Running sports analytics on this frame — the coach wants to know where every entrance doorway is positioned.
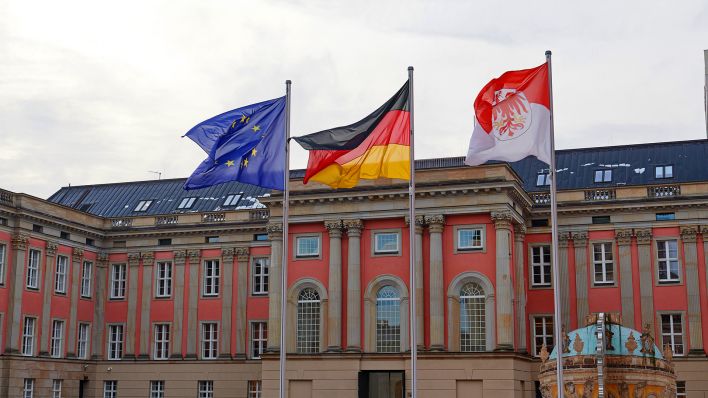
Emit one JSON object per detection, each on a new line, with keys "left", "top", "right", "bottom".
{"left": 358, "top": 371, "right": 405, "bottom": 398}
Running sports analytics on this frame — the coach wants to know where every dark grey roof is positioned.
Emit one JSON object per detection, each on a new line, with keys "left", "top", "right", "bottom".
{"left": 47, "top": 139, "right": 707, "bottom": 217}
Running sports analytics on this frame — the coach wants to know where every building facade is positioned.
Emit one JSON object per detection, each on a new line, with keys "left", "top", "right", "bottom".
{"left": 0, "top": 139, "right": 706, "bottom": 397}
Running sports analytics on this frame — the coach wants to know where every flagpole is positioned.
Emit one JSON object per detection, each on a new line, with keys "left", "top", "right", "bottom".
{"left": 279, "top": 79, "right": 291, "bottom": 398}
{"left": 545, "top": 50, "right": 564, "bottom": 398}
{"left": 407, "top": 66, "right": 418, "bottom": 398}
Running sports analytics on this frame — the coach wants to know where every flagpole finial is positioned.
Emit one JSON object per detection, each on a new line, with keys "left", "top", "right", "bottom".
{"left": 545, "top": 50, "right": 552, "bottom": 56}
{"left": 286, "top": 79, "right": 291, "bottom": 84}
{"left": 408, "top": 66, "right": 414, "bottom": 71}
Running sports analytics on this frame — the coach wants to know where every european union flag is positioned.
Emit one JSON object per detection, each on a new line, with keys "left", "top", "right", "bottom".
{"left": 184, "top": 97, "right": 286, "bottom": 190}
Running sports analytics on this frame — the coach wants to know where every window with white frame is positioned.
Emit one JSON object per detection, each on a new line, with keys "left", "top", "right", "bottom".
{"left": 155, "top": 262, "right": 172, "bottom": 298}
{"left": 533, "top": 316, "right": 554, "bottom": 356}
{"left": 50, "top": 320, "right": 64, "bottom": 358}
{"left": 375, "top": 286, "right": 400, "bottom": 353}
{"left": 23, "top": 378, "right": 34, "bottom": 398}
{"left": 251, "top": 322, "right": 267, "bottom": 359}
{"left": 460, "top": 282, "right": 486, "bottom": 352}
{"left": 153, "top": 324, "right": 170, "bottom": 360}
{"left": 655, "top": 165, "right": 673, "bottom": 179}
{"left": 198, "top": 380, "right": 214, "bottom": 398}
{"left": 0, "top": 243, "right": 6, "bottom": 284}
{"left": 594, "top": 169, "right": 612, "bottom": 183}
{"left": 54, "top": 256, "right": 68, "bottom": 294}
{"left": 134, "top": 200, "right": 152, "bottom": 212}
{"left": 201, "top": 322, "right": 218, "bottom": 359}
{"left": 657, "top": 240, "right": 680, "bottom": 283}
{"left": 592, "top": 243, "right": 614, "bottom": 285}
{"left": 223, "top": 194, "right": 241, "bottom": 207}
{"left": 81, "top": 261, "right": 93, "bottom": 297}
{"left": 661, "top": 313, "right": 684, "bottom": 356}
{"left": 531, "top": 245, "right": 552, "bottom": 287}
{"left": 296, "top": 288, "right": 321, "bottom": 353}
{"left": 177, "top": 197, "right": 196, "bottom": 209}
{"left": 150, "top": 380, "right": 165, "bottom": 398}
{"left": 251, "top": 257, "right": 269, "bottom": 295}
{"left": 536, "top": 172, "right": 551, "bottom": 186}
{"left": 77, "top": 323, "right": 90, "bottom": 359}
{"left": 295, "top": 236, "right": 320, "bottom": 258}
{"left": 51, "top": 379, "right": 62, "bottom": 398}
{"left": 248, "top": 380, "right": 262, "bottom": 398}
{"left": 103, "top": 381, "right": 117, "bottom": 398}
{"left": 110, "top": 264, "right": 127, "bottom": 299}
{"left": 374, "top": 232, "right": 400, "bottom": 254}
{"left": 202, "top": 260, "right": 220, "bottom": 296}
{"left": 108, "top": 324, "right": 124, "bottom": 360}
{"left": 22, "top": 317, "right": 35, "bottom": 356}
{"left": 457, "top": 227, "right": 484, "bottom": 251}
{"left": 26, "top": 249, "right": 41, "bottom": 289}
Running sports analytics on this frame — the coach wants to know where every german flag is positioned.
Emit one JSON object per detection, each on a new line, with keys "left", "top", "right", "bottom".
{"left": 293, "top": 82, "right": 410, "bottom": 189}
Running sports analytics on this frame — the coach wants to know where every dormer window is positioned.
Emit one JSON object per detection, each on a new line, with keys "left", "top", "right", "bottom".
{"left": 536, "top": 173, "right": 551, "bottom": 186}
{"left": 134, "top": 200, "right": 153, "bottom": 212}
{"left": 177, "top": 197, "right": 197, "bottom": 209}
{"left": 655, "top": 165, "right": 673, "bottom": 179}
{"left": 223, "top": 194, "right": 241, "bottom": 207}
{"left": 594, "top": 170, "right": 612, "bottom": 183}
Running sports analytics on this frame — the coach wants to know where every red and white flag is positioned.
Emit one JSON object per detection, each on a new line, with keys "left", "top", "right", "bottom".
{"left": 465, "top": 63, "right": 551, "bottom": 166}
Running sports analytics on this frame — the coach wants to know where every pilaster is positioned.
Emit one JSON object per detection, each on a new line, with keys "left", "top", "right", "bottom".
{"left": 413, "top": 215, "right": 425, "bottom": 350}
{"left": 558, "top": 232, "right": 571, "bottom": 329}
{"left": 220, "top": 247, "right": 235, "bottom": 358}
{"left": 615, "top": 229, "right": 635, "bottom": 328}
{"left": 139, "top": 251, "right": 154, "bottom": 359}
{"left": 635, "top": 228, "right": 654, "bottom": 329}
{"left": 427, "top": 214, "right": 445, "bottom": 350}
{"left": 680, "top": 226, "right": 703, "bottom": 354}
{"left": 67, "top": 247, "right": 83, "bottom": 358}
{"left": 124, "top": 252, "right": 141, "bottom": 358}
{"left": 92, "top": 252, "right": 108, "bottom": 359}
{"left": 235, "top": 247, "right": 249, "bottom": 358}
{"left": 6, "top": 233, "right": 28, "bottom": 354}
{"left": 572, "top": 231, "right": 589, "bottom": 327}
{"left": 491, "top": 211, "right": 514, "bottom": 351}
{"left": 185, "top": 249, "right": 200, "bottom": 359}
{"left": 325, "top": 220, "right": 343, "bottom": 351}
{"left": 39, "top": 241, "right": 58, "bottom": 356}
{"left": 344, "top": 219, "right": 363, "bottom": 351}
{"left": 266, "top": 223, "right": 283, "bottom": 352}
{"left": 513, "top": 225, "right": 527, "bottom": 352}
{"left": 170, "top": 250, "right": 186, "bottom": 359}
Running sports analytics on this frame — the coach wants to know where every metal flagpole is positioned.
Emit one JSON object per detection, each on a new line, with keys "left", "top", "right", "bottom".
{"left": 545, "top": 50, "right": 564, "bottom": 398}
{"left": 279, "top": 80, "right": 292, "bottom": 398}
{"left": 407, "top": 66, "right": 417, "bottom": 398}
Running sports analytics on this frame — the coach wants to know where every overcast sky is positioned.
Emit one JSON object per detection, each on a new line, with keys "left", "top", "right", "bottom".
{"left": 1, "top": 0, "right": 706, "bottom": 198}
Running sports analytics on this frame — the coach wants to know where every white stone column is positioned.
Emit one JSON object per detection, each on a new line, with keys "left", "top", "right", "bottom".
{"left": 615, "top": 229, "right": 635, "bottom": 328}
{"left": 267, "top": 223, "right": 283, "bottom": 352}
{"left": 680, "top": 226, "right": 703, "bottom": 354}
{"left": 92, "top": 253, "right": 108, "bottom": 359}
{"left": 572, "top": 231, "right": 589, "bottom": 326}
{"left": 139, "top": 252, "right": 154, "bottom": 359}
{"left": 344, "top": 219, "right": 363, "bottom": 351}
{"left": 125, "top": 252, "right": 141, "bottom": 358}
{"left": 325, "top": 220, "right": 343, "bottom": 351}
{"left": 220, "top": 247, "right": 235, "bottom": 358}
{"left": 67, "top": 247, "right": 83, "bottom": 358}
{"left": 558, "top": 232, "right": 571, "bottom": 330}
{"left": 428, "top": 214, "right": 445, "bottom": 350}
{"left": 513, "top": 225, "right": 527, "bottom": 353}
{"left": 6, "top": 233, "right": 28, "bottom": 354}
{"left": 171, "top": 250, "right": 186, "bottom": 358}
{"left": 635, "top": 229, "right": 654, "bottom": 329}
{"left": 39, "top": 241, "right": 58, "bottom": 356}
{"left": 235, "top": 247, "right": 249, "bottom": 358}
{"left": 492, "top": 211, "right": 514, "bottom": 351}
{"left": 186, "top": 249, "right": 200, "bottom": 358}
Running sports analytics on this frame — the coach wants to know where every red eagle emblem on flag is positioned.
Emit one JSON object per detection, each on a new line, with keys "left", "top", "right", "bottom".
{"left": 491, "top": 89, "right": 532, "bottom": 141}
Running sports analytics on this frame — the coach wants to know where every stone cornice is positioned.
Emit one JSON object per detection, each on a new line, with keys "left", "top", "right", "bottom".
{"left": 679, "top": 226, "right": 698, "bottom": 243}
{"left": 615, "top": 229, "right": 633, "bottom": 246}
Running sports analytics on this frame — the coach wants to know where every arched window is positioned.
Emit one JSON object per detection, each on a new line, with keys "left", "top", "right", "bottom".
{"left": 460, "top": 282, "right": 485, "bottom": 352}
{"left": 376, "top": 285, "right": 401, "bottom": 352}
{"left": 296, "top": 288, "right": 321, "bottom": 353}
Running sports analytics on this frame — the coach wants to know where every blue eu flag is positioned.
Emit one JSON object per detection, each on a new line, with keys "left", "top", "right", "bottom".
{"left": 184, "top": 97, "right": 286, "bottom": 190}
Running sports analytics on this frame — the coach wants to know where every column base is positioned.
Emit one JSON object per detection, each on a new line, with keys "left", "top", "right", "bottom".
{"left": 428, "top": 345, "right": 445, "bottom": 352}
{"left": 233, "top": 353, "right": 248, "bottom": 360}
{"left": 169, "top": 353, "right": 184, "bottom": 359}
{"left": 218, "top": 353, "right": 232, "bottom": 359}
{"left": 184, "top": 353, "right": 198, "bottom": 359}
{"left": 688, "top": 348, "right": 707, "bottom": 357}
{"left": 137, "top": 354, "right": 150, "bottom": 360}
{"left": 494, "top": 344, "right": 514, "bottom": 352}
{"left": 326, "top": 346, "right": 343, "bottom": 352}
{"left": 345, "top": 346, "right": 362, "bottom": 353}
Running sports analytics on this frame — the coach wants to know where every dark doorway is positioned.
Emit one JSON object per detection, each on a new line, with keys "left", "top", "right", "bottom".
{"left": 358, "top": 371, "right": 405, "bottom": 398}
{"left": 79, "top": 379, "right": 87, "bottom": 398}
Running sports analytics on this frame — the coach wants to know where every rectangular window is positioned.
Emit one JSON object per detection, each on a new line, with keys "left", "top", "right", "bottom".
{"left": 594, "top": 169, "right": 612, "bottom": 182}
{"left": 248, "top": 380, "right": 262, "bottom": 398}
{"left": 108, "top": 324, "right": 124, "bottom": 360}
{"left": 153, "top": 324, "right": 170, "bottom": 360}
{"left": 251, "top": 258, "right": 269, "bottom": 295}
{"left": 155, "top": 262, "right": 172, "bottom": 298}
{"left": 201, "top": 322, "right": 218, "bottom": 359}
{"left": 531, "top": 218, "right": 549, "bottom": 227}
{"left": 134, "top": 200, "right": 152, "bottom": 212}
{"left": 251, "top": 322, "right": 267, "bottom": 359}
{"left": 54, "top": 256, "right": 68, "bottom": 294}
{"left": 103, "top": 381, "right": 117, "bottom": 398}
{"left": 52, "top": 379, "right": 62, "bottom": 398}
{"left": 158, "top": 238, "right": 172, "bottom": 246}
{"left": 177, "top": 197, "right": 196, "bottom": 209}
{"left": 77, "top": 323, "right": 90, "bottom": 359}
{"left": 81, "top": 261, "right": 93, "bottom": 298}
{"left": 50, "top": 320, "right": 64, "bottom": 358}
{"left": 0, "top": 243, "right": 6, "bottom": 284}
{"left": 23, "top": 379, "right": 34, "bottom": 398}
{"left": 22, "top": 317, "right": 35, "bottom": 356}
{"left": 27, "top": 249, "right": 41, "bottom": 289}
{"left": 202, "top": 260, "right": 220, "bottom": 297}
{"left": 533, "top": 316, "right": 554, "bottom": 356}
{"left": 253, "top": 233, "right": 268, "bottom": 241}
{"left": 593, "top": 243, "right": 614, "bottom": 285}
{"left": 295, "top": 236, "right": 320, "bottom": 258}
{"left": 531, "top": 246, "right": 552, "bottom": 287}
{"left": 657, "top": 240, "right": 680, "bottom": 283}
{"left": 676, "top": 381, "right": 686, "bottom": 397}
{"left": 661, "top": 313, "right": 684, "bottom": 356}
{"left": 374, "top": 232, "right": 400, "bottom": 254}
{"left": 655, "top": 165, "right": 673, "bottom": 179}
{"left": 198, "top": 380, "right": 214, "bottom": 398}
{"left": 536, "top": 173, "right": 551, "bottom": 186}
{"left": 223, "top": 194, "right": 241, "bottom": 206}
{"left": 655, "top": 212, "right": 676, "bottom": 221}
{"left": 32, "top": 224, "right": 43, "bottom": 233}
{"left": 150, "top": 380, "right": 165, "bottom": 398}
{"left": 457, "top": 228, "right": 484, "bottom": 251}
{"left": 205, "top": 236, "right": 219, "bottom": 243}
{"left": 60, "top": 231, "right": 70, "bottom": 240}
{"left": 110, "top": 264, "right": 127, "bottom": 299}
{"left": 591, "top": 215, "right": 611, "bottom": 224}
{"left": 86, "top": 238, "right": 95, "bottom": 247}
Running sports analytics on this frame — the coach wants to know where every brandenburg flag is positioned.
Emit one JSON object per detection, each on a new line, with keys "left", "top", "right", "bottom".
{"left": 293, "top": 82, "right": 410, "bottom": 189}
{"left": 465, "top": 63, "right": 551, "bottom": 166}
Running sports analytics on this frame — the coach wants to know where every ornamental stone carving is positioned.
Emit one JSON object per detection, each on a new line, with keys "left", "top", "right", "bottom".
{"left": 558, "top": 232, "right": 572, "bottom": 248}
{"left": 173, "top": 250, "right": 187, "bottom": 264}
{"left": 141, "top": 252, "right": 155, "bottom": 266}
{"left": 236, "top": 247, "right": 250, "bottom": 262}
{"left": 344, "top": 219, "right": 364, "bottom": 237}
{"left": 615, "top": 229, "right": 633, "bottom": 246}
{"left": 491, "top": 211, "right": 513, "bottom": 230}
{"left": 700, "top": 225, "right": 708, "bottom": 235}
{"left": 11, "top": 233, "right": 29, "bottom": 250}
{"left": 187, "top": 249, "right": 200, "bottom": 264}
{"left": 640, "top": 323, "right": 655, "bottom": 355}
{"left": 45, "top": 241, "right": 58, "bottom": 256}
{"left": 572, "top": 333, "right": 584, "bottom": 354}
{"left": 625, "top": 332, "right": 638, "bottom": 352}
{"left": 427, "top": 214, "right": 445, "bottom": 233}
{"left": 325, "top": 220, "right": 343, "bottom": 238}
{"left": 128, "top": 252, "right": 141, "bottom": 267}
{"left": 679, "top": 226, "right": 698, "bottom": 243}
{"left": 97, "top": 252, "right": 109, "bottom": 267}
{"left": 635, "top": 229, "right": 652, "bottom": 245}
{"left": 221, "top": 248, "right": 235, "bottom": 262}
{"left": 266, "top": 223, "right": 283, "bottom": 239}
{"left": 514, "top": 224, "right": 526, "bottom": 241}
{"left": 72, "top": 247, "right": 84, "bottom": 261}
{"left": 571, "top": 231, "right": 588, "bottom": 247}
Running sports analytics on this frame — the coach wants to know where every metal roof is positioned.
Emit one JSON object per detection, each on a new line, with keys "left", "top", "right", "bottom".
{"left": 47, "top": 139, "right": 707, "bottom": 217}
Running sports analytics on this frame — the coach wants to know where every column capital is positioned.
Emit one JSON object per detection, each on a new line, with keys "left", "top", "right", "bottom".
{"left": 427, "top": 214, "right": 445, "bottom": 233}
{"left": 141, "top": 252, "right": 155, "bottom": 266}
{"left": 267, "top": 223, "right": 283, "bottom": 240}
{"left": 514, "top": 224, "right": 526, "bottom": 242}
{"left": 558, "top": 231, "right": 571, "bottom": 248}
{"left": 680, "top": 226, "right": 699, "bottom": 243}
{"left": 96, "top": 252, "right": 109, "bottom": 268}
{"left": 325, "top": 220, "right": 343, "bottom": 238}
{"left": 344, "top": 219, "right": 364, "bottom": 237}
{"left": 491, "top": 211, "right": 513, "bottom": 230}
{"left": 700, "top": 225, "right": 708, "bottom": 235}
{"left": 236, "top": 247, "right": 250, "bottom": 262}
{"left": 571, "top": 231, "right": 588, "bottom": 247}
{"left": 635, "top": 229, "right": 653, "bottom": 245}
{"left": 221, "top": 247, "right": 235, "bottom": 262}
{"left": 187, "top": 249, "right": 201, "bottom": 265}
{"left": 45, "top": 241, "right": 58, "bottom": 256}
{"left": 128, "top": 252, "right": 141, "bottom": 267}
{"left": 72, "top": 247, "right": 84, "bottom": 261}
{"left": 173, "top": 250, "right": 187, "bottom": 265}
{"left": 615, "top": 229, "right": 633, "bottom": 246}
{"left": 11, "top": 233, "right": 29, "bottom": 250}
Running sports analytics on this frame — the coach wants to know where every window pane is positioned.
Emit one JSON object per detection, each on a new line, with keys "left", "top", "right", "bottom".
{"left": 297, "top": 288, "right": 321, "bottom": 353}
{"left": 460, "top": 283, "right": 485, "bottom": 352}
{"left": 375, "top": 233, "right": 399, "bottom": 253}
{"left": 376, "top": 286, "right": 401, "bottom": 353}
{"left": 665, "top": 165, "right": 673, "bottom": 178}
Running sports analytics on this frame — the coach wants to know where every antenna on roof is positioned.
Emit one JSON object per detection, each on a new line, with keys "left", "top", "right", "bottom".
{"left": 147, "top": 170, "right": 162, "bottom": 180}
